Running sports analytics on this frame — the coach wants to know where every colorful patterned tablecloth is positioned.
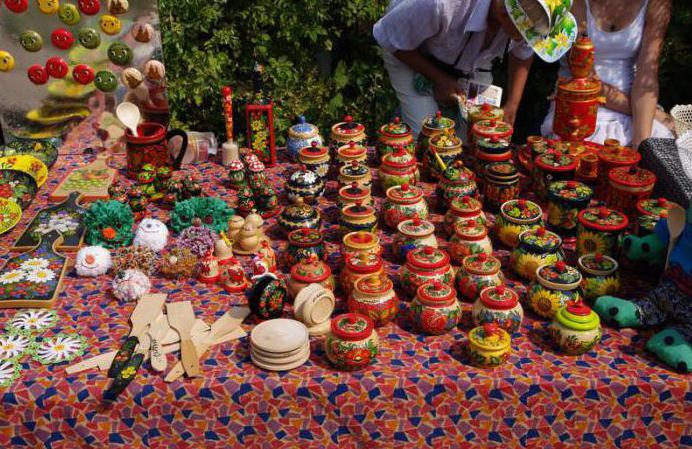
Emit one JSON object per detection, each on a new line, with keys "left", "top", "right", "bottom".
{"left": 1, "top": 133, "right": 691, "bottom": 449}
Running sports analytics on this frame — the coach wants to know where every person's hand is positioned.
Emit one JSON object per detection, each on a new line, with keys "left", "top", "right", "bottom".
{"left": 433, "top": 74, "right": 463, "bottom": 107}
{"left": 655, "top": 109, "right": 677, "bottom": 136}
{"left": 502, "top": 103, "right": 519, "bottom": 126}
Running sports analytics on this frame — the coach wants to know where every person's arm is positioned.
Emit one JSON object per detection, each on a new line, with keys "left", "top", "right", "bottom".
{"left": 393, "top": 49, "right": 463, "bottom": 106}
{"left": 503, "top": 52, "right": 533, "bottom": 126}
{"left": 631, "top": 0, "right": 671, "bottom": 148}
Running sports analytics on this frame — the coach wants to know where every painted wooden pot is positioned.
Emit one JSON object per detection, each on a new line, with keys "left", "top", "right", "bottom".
{"left": 527, "top": 261, "right": 582, "bottom": 319}
{"left": 340, "top": 252, "right": 384, "bottom": 297}
{"left": 287, "top": 255, "right": 335, "bottom": 300}
{"left": 286, "top": 166, "right": 324, "bottom": 205}
{"left": 336, "top": 142, "right": 368, "bottom": 169}
{"left": 577, "top": 253, "right": 620, "bottom": 301}
{"left": 278, "top": 197, "right": 321, "bottom": 236}
{"left": 576, "top": 206, "right": 628, "bottom": 257}
{"left": 472, "top": 285, "right": 523, "bottom": 334}
{"left": 553, "top": 75, "right": 603, "bottom": 143}
{"left": 474, "top": 144, "right": 512, "bottom": 189}
{"left": 330, "top": 115, "right": 366, "bottom": 150}
{"left": 548, "top": 300, "right": 601, "bottom": 355}
{"left": 325, "top": 313, "right": 379, "bottom": 371}
{"left": 424, "top": 132, "right": 462, "bottom": 179}
{"left": 341, "top": 231, "right": 382, "bottom": 261}
{"left": 468, "top": 103, "right": 504, "bottom": 128}
{"left": 470, "top": 119, "right": 513, "bottom": 158}
{"left": 634, "top": 197, "right": 678, "bottom": 236}
{"left": 416, "top": 111, "right": 455, "bottom": 161}
{"left": 606, "top": 166, "right": 656, "bottom": 217}
{"left": 467, "top": 323, "right": 511, "bottom": 368}
{"left": 436, "top": 161, "right": 478, "bottom": 209}
{"left": 595, "top": 139, "right": 641, "bottom": 198}
{"left": 227, "top": 159, "right": 245, "bottom": 189}
{"left": 298, "top": 142, "right": 330, "bottom": 182}
{"left": 338, "top": 182, "right": 373, "bottom": 210}
{"left": 483, "top": 161, "right": 520, "bottom": 213}
{"left": 456, "top": 253, "right": 504, "bottom": 301}
{"left": 382, "top": 183, "right": 428, "bottom": 229}
{"left": 348, "top": 274, "right": 399, "bottom": 327}
{"left": 285, "top": 228, "right": 326, "bottom": 266}
{"left": 376, "top": 117, "right": 415, "bottom": 158}
{"left": 546, "top": 180, "right": 593, "bottom": 236}
{"left": 444, "top": 196, "right": 486, "bottom": 236}
{"left": 287, "top": 116, "right": 323, "bottom": 162}
{"left": 533, "top": 151, "right": 577, "bottom": 202}
{"left": 510, "top": 228, "right": 564, "bottom": 281}
{"left": 410, "top": 280, "right": 461, "bottom": 335}
{"left": 338, "top": 161, "right": 372, "bottom": 190}
{"left": 339, "top": 201, "right": 378, "bottom": 235}
{"left": 399, "top": 246, "right": 455, "bottom": 296}
{"left": 392, "top": 217, "right": 438, "bottom": 261}
{"left": 379, "top": 147, "right": 419, "bottom": 191}
{"left": 494, "top": 199, "right": 544, "bottom": 248}
{"left": 448, "top": 219, "right": 493, "bottom": 265}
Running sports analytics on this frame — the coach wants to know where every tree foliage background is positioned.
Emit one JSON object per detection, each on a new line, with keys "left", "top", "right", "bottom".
{"left": 158, "top": 0, "right": 692, "bottom": 145}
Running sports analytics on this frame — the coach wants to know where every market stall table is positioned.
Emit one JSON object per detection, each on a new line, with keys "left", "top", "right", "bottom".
{"left": 0, "top": 133, "right": 690, "bottom": 449}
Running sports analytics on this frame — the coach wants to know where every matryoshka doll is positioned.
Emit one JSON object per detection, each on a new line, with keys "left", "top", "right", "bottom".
{"left": 198, "top": 250, "right": 220, "bottom": 283}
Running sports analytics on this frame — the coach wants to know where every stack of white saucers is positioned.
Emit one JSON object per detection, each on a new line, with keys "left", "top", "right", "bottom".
{"left": 250, "top": 318, "right": 310, "bottom": 371}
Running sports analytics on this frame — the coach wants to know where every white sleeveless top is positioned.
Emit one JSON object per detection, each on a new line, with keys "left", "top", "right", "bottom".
{"left": 542, "top": 0, "right": 673, "bottom": 145}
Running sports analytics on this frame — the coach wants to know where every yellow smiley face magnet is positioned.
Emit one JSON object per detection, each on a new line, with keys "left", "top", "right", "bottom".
{"left": 100, "top": 15, "right": 121, "bottom": 35}
{"left": 0, "top": 51, "right": 15, "bottom": 72}
{"left": 37, "top": 0, "right": 60, "bottom": 14}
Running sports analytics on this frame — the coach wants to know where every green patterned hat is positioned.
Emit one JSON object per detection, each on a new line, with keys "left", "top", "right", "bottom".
{"left": 505, "top": 0, "right": 577, "bottom": 63}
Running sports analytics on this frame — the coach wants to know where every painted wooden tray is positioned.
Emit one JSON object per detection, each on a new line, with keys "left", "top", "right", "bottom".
{"left": 0, "top": 169, "right": 38, "bottom": 210}
{"left": 0, "top": 230, "right": 68, "bottom": 308}
{"left": 50, "top": 152, "right": 117, "bottom": 202}
{"left": 12, "top": 192, "right": 86, "bottom": 251}
{"left": 0, "top": 198, "right": 22, "bottom": 235}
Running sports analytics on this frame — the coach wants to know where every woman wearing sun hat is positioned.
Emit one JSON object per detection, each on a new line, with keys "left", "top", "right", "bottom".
{"left": 373, "top": 0, "right": 578, "bottom": 136}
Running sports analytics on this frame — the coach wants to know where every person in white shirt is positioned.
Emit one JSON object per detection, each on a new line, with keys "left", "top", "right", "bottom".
{"left": 374, "top": 0, "right": 578, "bottom": 136}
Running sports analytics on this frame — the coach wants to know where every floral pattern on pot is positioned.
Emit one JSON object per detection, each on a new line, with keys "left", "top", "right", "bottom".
{"left": 467, "top": 323, "right": 511, "bottom": 368}
{"left": 424, "top": 132, "right": 463, "bottom": 179}
{"left": 340, "top": 253, "right": 384, "bottom": 297}
{"left": 376, "top": 117, "right": 415, "bottom": 158}
{"left": 448, "top": 220, "right": 492, "bottom": 265}
{"left": 348, "top": 274, "right": 399, "bottom": 327}
{"left": 578, "top": 253, "right": 620, "bottom": 300}
{"left": 286, "top": 228, "right": 326, "bottom": 266}
{"left": 325, "top": 313, "right": 379, "bottom": 371}
{"left": 548, "top": 300, "right": 601, "bottom": 355}
{"left": 533, "top": 151, "right": 577, "bottom": 201}
{"left": 287, "top": 116, "right": 322, "bottom": 161}
{"left": 547, "top": 181, "right": 593, "bottom": 236}
{"left": 410, "top": 281, "right": 461, "bottom": 335}
{"left": 392, "top": 217, "right": 437, "bottom": 261}
{"left": 443, "top": 196, "right": 485, "bottom": 236}
{"left": 248, "top": 275, "right": 287, "bottom": 319}
{"left": 472, "top": 285, "right": 523, "bottom": 333}
{"left": 339, "top": 202, "right": 377, "bottom": 235}
{"left": 528, "top": 261, "right": 582, "bottom": 319}
{"left": 456, "top": 253, "right": 504, "bottom": 301}
{"left": 606, "top": 166, "right": 656, "bottom": 216}
{"left": 330, "top": 116, "right": 366, "bottom": 150}
{"left": 0, "top": 169, "right": 38, "bottom": 210}
{"left": 576, "top": 207, "right": 628, "bottom": 257}
{"left": 383, "top": 183, "right": 428, "bottom": 228}
{"left": 400, "top": 246, "right": 454, "bottom": 295}
{"left": 278, "top": 197, "right": 321, "bottom": 236}
{"left": 436, "top": 160, "right": 478, "bottom": 207}
{"left": 379, "top": 147, "right": 420, "bottom": 191}
{"left": 509, "top": 228, "right": 564, "bottom": 281}
{"left": 338, "top": 161, "right": 371, "bottom": 190}
{"left": 494, "top": 199, "right": 543, "bottom": 248}
{"left": 298, "top": 142, "right": 330, "bottom": 181}
{"left": 286, "top": 167, "right": 324, "bottom": 204}
{"left": 416, "top": 111, "right": 455, "bottom": 160}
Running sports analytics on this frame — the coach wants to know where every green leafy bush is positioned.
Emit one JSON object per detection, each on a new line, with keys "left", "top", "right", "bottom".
{"left": 158, "top": 0, "right": 396, "bottom": 145}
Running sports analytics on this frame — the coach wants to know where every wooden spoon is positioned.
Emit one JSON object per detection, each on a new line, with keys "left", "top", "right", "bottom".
{"left": 166, "top": 302, "right": 200, "bottom": 377}
{"left": 116, "top": 101, "right": 141, "bottom": 137}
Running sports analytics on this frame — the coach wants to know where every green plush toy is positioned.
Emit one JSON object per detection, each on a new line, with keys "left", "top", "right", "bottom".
{"left": 84, "top": 200, "right": 134, "bottom": 249}
{"left": 595, "top": 205, "right": 692, "bottom": 373}
{"left": 621, "top": 233, "right": 667, "bottom": 267}
{"left": 169, "top": 197, "right": 234, "bottom": 234}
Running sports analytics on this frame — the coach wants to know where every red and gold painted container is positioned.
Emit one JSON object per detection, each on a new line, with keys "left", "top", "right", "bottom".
{"left": 392, "top": 217, "right": 438, "bottom": 261}
{"left": 341, "top": 231, "right": 382, "bottom": 261}
{"left": 399, "top": 246, "right": 455, "bottom": 295}
{"left": 340, "top": 253, "right": 385, "bottom": 297}
{"left": 338, "top": 182, "right": 373, "bottom": 210}
{"left": 325, "top": 313, "right": 379, "bottom": 371}
{"left": 376, "top": 117, "right": 415, "bottom": 158}
{"left": 336, "top": 141, "right": 368, "bottom": 169}
{"left": 379, "top": 147, "right": 420, "bottom": 190}
{"left": 576, "top": 206, "right": 629, "bottom": 257}
{"left": 348, "top": 274, "right": 399, "bottom": 327}
{"left": 287, "top": 255, "right": 335, "bottom": 299}
{"left": 470, "top": 119, "right": 513, "bottom": 156}
{"left": 484, "top": 161, "right": 520, "bottom": 213}
{"left": 382, "top": 183, "right": 429, "bottom": 229}
{"left": 472, "top": 285, "right": 523, "bottom": 334}
{"left": 330, "top": 115, "right": 366, "bottom": 150}
{"left": 468, "top": 103, "right": 505, "bottom": 127}
{"left": 410, "top": 280, "right": 462, "bottom": 335}
{"left": 553, "top": 76, "right": 603, "bottom": 142}
{"left": 456, "top": 253, "right": 504, "bottom": 301}
{"left": 443, "top": 196, "right": 486, "bottom": 236}
{"left": 595, "top": 139, "right": 641, "bottom": 197}
{"left": 416, "top": 111, "right": 455, "bottom": 161}
{"left": 424, "top": 132, "right": 463, "bottom": 179}
{"left": 339, "top": 201, "right": 378, "bottom": 235}
{"left": 448, "top": 219, "right": 493, "bottom": 265}
{"left": 567, "top": 34, "right": 596, "bottom": 78}
{"left": 338, "top": 160, "right": 372, "bottom": 190}
{"left": 533, "top": 151, "right": 577, "bottom": 201}
{"left": 606, "top": 166, "right": 656, "bottom": 217}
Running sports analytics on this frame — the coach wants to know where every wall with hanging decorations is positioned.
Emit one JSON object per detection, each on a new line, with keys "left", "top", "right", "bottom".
{"left": 0, "top": 0, "right": 168, "bottom": 147}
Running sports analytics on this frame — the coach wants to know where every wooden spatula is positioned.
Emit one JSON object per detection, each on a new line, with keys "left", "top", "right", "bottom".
{"left": 148, "top": 314, "right": 170, "bottom": 372}
{"left": 108, "top": 293, "right": 166, "bottom": 378}
{"left": 166, "top": 301, "right": 200, "bottom": 377}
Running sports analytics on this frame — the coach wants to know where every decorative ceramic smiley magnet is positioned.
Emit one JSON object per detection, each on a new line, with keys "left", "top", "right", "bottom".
{"left": 94, "top": 70, "right": 117, "bottom": 92}
{"left": 77, "top": 27, "right": 101, "bottom": 49}
{"left": 19, "top": 30, "right": 43, "bottom": 53}
{"left": 46, "top": 56, "right": 69, "bottom": 78}
{"left": 58, "top": 3, "right": 81, "bottom": 25}
{"left": 72, "top": 64, "right": 95, "bottom": 84}
{"left": 51, "top": 28, "right": 75, "bottom": 50}
{"left": 99, "top": 15, "right": 121, "bottom": 35}
{"left": 37, "top": 0, "right": 60, "bottom": 15}
{"left": 0, "top": 51, "right": 16, "bottom": 72}
{"left": 28, "top": 64, "right": 49, "bottom": 85}
{"left": 131, "top": 23, "right": 154, "bottom": 43}
{"left": 6, "top": 0, "right": 30, "bottom": 13}
{"left": 143, "top": 60, "right": 165, "bottom": 82}
{"left": 121, "top": 67, "right": 143, "bottom": 88}
{"left": 107, "top": 42, "right": 132, "bottom": 66}
{"left": 78, "top": 0, "right": 100, "bottom": 15}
